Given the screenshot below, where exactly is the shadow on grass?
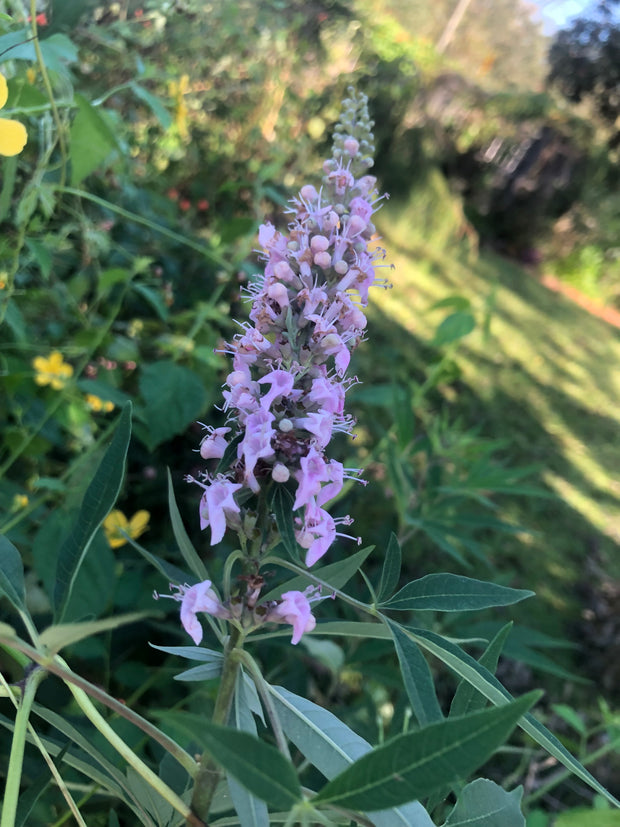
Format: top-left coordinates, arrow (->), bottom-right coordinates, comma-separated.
359,201 -> 620,648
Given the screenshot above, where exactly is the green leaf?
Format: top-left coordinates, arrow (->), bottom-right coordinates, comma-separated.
130,82 -> 173,129
167,468 -> 209,581
376,533 -> 402,602
443,779 -> 525,827
450,623 -> 513,719
263,545 -> 375,603
270,484 -> 300,563
386,619 -> 443,727
313,691 -> 540,811
227,671 -> 270,827
150,644 -> 223,662
268,685 -> 434,827
404,626 -> 620,807
0,535 -> 26,613
70,94 -> 119,186
380,574 -> 533,612
54,403 -> 132,621
163,713 -> 302,810
38,613 -> 148,655
555,811 -> 620,826
173,662 -> 223,682
431,312 -> 475,347
137,361 -> 207,451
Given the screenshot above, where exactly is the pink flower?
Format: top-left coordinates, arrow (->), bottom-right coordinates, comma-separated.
268,587 -> 319,644
199,479 -> 242,544
180,580 -> 227,643
199,426 -> 230,460
239,409 -> 275,492
155,580 -> 230,645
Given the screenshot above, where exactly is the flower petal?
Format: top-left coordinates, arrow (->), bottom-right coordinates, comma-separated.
0,118 -> 27,157
0,74 -> 7,110
128,510 -> 150,539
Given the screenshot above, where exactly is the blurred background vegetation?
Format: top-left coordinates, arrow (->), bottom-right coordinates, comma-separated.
1,0 -> 620,823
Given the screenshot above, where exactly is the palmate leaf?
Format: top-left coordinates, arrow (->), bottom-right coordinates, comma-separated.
380,573 -> 533,612
403,625 -> 620,807
442,779 -> 525,827
54,403 -> 132,622
164,713 -> 301,811
312,692 -> 539,811
268,685 -> 434,827
449,623 -> 513,718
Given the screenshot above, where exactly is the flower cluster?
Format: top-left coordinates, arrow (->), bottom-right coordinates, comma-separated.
32,351 -> 73,390
160,578 -> 324,646
190,90 -> 388,568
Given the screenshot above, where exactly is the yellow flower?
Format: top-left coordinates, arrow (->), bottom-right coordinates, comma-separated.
32,351 -> 74,390
0,73 -> 28,157
85,393 -> 115,413
11,494 -> 29,511
103,509 -> 150,549
169,74 -> 190,140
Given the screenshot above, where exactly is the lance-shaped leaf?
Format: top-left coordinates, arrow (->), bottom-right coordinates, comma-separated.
270,485 -> 300,564
164,713 -> 301,811
263,545 -> 374,602
0,535 -> 26,613
380,573 -> 533,612
39,612 -> 148,655
268,685 -> 434,827
227,671 -> 269,827
167,468 -> 209,581
404,625 -> 620,807
386,619 -> 443,727
442,779 -> 525,827
54,402 -> 132,621
450,623 -> 513,718
312,691 -> 540,811
376,533 -> 402,602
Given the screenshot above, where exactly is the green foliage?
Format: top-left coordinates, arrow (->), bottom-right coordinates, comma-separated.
0,2 -> 618,826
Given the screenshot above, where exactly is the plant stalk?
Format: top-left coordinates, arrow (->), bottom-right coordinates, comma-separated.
189,626 -> 244,823
1,667 -> 45,827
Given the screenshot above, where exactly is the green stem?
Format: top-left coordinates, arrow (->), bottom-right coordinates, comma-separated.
1,667 -> 45,827
56,187 -> 231,270
239,651 -> 291,760
261,556 -> 377,617
190,626 -> 244,823
0,635 -> 198,778
525,733 -> 620,805
64,679 -> 205,826
30,0 -> 67,188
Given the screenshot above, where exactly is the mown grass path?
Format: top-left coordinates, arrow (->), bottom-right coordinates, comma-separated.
370,196 -> 620,639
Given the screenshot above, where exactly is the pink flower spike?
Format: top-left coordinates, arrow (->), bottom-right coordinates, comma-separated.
179,580 -> 229,644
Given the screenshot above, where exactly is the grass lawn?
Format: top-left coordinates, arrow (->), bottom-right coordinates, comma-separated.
368,188 -> 620,646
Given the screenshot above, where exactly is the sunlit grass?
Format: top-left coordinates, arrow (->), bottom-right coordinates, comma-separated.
371,187 -> 620,628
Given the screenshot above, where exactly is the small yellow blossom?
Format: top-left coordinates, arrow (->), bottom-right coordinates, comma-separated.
103,509 -> 150,549
32,351 -> 74,390
85,393 -> 115,413
11,494 -> 29,511
169,74 -> 190,140
0,74 -> 28,157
